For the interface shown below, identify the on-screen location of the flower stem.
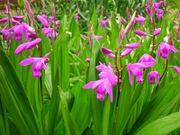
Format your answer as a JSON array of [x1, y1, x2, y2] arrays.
[[115, 51, 120, 106], [160, 60, 168, 81]]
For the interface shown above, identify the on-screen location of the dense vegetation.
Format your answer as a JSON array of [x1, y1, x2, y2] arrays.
[[0, 0, 179, 135]]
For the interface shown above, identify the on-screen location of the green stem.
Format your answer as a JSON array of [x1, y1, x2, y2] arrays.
[[160, 60, 168, 81]]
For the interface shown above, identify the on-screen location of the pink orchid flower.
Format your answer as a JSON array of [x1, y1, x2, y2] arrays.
[[134, 30, 147, 36], [0, 18, 8, 23], [0, 28, 13, 40], [42, 28, 58, 39], [138, 54, 156, 67], [101, 47, 115, 58], [127, 58, 154, 85], [13, 23, 35, 41], [153, 28, 161, 36], [127, 63, 144, 85], [121, 43, 140, 56], [136, 15, 145, 25], [148, 71, 160, 85], [13, 16, 23, 21], [98, 19, 109, 28], [156, 9, 164, 19], [157, 42, 179, 60], [15, 38, 41, 55], [154, 1, 163, 9], [19, 53, 50, 78], [83, 63, 118, 102], [37, 15, 49, 27]]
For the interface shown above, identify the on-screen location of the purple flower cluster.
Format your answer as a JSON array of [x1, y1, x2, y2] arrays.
[[127, 54, 157, 85], [146, 0, 164, 19], [0, 16, 36, 41], [37, 15, 60, 39], [82, 1, 180, 103]]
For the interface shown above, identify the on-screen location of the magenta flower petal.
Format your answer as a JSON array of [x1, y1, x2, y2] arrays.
[[15, 42, 29, 55], [127, 63, 144, 85], [121, 48, 133, 56], [101, 47, 112, 54], [158, 42, 179, 59], [134, 30, 147, 36], [74, 13, 80, 21], [136, 15, 145, 25], [173, 66, 180, 74], [0, 18, 8, 23], [81, 35, 88, 39], [94, 36, 103, 40], [153, 28, 161, 36], [138, 53, 156, 63], [146, 4, 151, 16], [101, 47, 115, 58], [37, 15, 49, 27], [20, 53, 49, 78], [26, 38, 41, 50], [0, 29, 13, 40], [156, 9, 164, 19], [96, 63, 107, 71], [83, 80, 103, 89], [125, 43, 140, 49], [42, 28, 58, 39], [83, 63, 117, 102], [99, 19, 109, 28], [170, 46, 179, 53], [11, 18, 21, 25], [104, 79, 113, 102], [14, 24, 24, 41], [20, 57, 35, 66], [13, 16, 23, 21], [148, 71, 160, 85], [154, 1, 163, 9]]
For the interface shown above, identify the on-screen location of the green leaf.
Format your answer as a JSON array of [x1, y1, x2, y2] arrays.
[[136, 112, 180, 135], [0, 49, 41, 135]]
